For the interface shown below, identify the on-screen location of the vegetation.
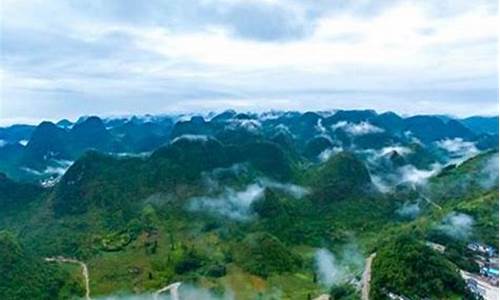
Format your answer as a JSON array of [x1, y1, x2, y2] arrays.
[[0, 231, 82, 300], [310, 152, 371, 203], [235, 232, 302, 277], [330, 284, 359, 300], [0, 111, 497, 299], [371, 234, 469, 300]]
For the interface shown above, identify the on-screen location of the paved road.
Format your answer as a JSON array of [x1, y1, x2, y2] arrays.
[[361, 253, 377, 300], [153, 282, 182, 300], [422, 196, 442, 210], [313, 294, 331, 300], [45, 256, 91, 300]]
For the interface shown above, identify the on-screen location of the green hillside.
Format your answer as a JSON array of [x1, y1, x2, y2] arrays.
[[0, 112, 497, 299]]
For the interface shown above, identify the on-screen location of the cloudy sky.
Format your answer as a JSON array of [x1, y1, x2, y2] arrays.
[[0, 0, 498, 124]]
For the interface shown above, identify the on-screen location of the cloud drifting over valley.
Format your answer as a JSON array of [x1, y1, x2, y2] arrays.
[[436, 138, 479, 160], [1, 0, 498, 123], [188, 178, 309, 220], [332, 121, 384, 136], [314, 244, 364, 287], [437, 212, 475, 240]]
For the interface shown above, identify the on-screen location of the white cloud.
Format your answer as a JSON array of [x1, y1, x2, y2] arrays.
[[437, 212, 475, 240], [314, 245, 364, 288], [395, 201, 421, 219], [436, 138, 479, 160], [318, 146, 343, 162], [19, 159, 73, 187], [379, 146, 412, 157], [274, 123, 291, 134], [225, 119, 261, 133], [188, 183, 264, 221], [372, 162, 442, 192], [361, 145, 413, 165], [258, 178, 310, 198], [314, 119, 327, 134], [188, 178, 309, 220], [332, 121, 384, 135], [371, 175, 391, 193], [397, 164, 440, 187], [479, 153, 499, 189], [314, 248, 340, 287], [171, 134, 210, 143]]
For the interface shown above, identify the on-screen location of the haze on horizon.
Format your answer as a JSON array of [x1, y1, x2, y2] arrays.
[[0, 0, 498, 125]]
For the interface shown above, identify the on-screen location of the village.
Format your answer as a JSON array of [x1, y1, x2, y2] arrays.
[[462, 241, 499, 300], [383, 241, 499, 300]]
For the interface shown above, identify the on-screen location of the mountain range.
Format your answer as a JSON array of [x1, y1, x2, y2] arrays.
[[0, 110, 497, 184], [0, 109, 498, 300]]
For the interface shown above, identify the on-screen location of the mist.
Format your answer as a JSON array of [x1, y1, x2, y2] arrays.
[[315, 119, 327, 134], [478, 153, 499, 189], [94, 284, 235, 300], [371, 163, 441, 193], [436, 138, 479, 161], [371, 175, 391, 193], [188, 183, 264, 221], [437, 212, 475, 240], [171, 134, 210, 143], [314, 244, 364, 288], [396, 164, 441, 188], [378, 146, 412, 157], [395, 201, 421, 219], [331, 121, 384, 135], [257, 178, 310, 199], [314, 248, 341, 287], [319, 146, 343, 162], [225, 119, 261, 133], [188, 173, 309, 220], [21, 159, 73, 177]]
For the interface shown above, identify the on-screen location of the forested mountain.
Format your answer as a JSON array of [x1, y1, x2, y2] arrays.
[[0, 110, 498, 299]]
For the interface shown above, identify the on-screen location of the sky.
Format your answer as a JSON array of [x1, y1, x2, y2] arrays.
[[0, 0, 498, 125]]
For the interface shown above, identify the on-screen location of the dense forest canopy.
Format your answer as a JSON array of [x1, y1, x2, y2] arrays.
[[0, 110, 498, 299]]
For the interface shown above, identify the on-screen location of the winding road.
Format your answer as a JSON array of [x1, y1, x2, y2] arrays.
[[45, 256, 91, 300], [153, 282, 182, 300], [422, 196, 442, 210], [361, 253, 376, 300]]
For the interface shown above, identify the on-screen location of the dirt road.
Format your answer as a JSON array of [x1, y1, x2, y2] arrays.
[[45, 256, 91, 300], [361, 253, 376, 300]]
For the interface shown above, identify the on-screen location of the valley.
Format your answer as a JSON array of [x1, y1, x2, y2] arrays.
[[45, 257, 90, 300], [0, 109, 498, 300]]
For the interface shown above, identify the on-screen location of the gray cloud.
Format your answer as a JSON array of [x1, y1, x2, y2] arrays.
[[1, 0, 498, 123]]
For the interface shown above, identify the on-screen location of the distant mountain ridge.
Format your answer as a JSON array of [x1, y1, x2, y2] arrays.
[[0, 109, 498, 300], [0, 110, 497, 183]]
